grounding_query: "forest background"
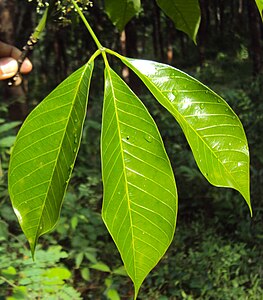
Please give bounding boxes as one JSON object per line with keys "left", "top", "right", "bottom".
{"left": 0, "top": 0, "right": 262, "bottom": 299}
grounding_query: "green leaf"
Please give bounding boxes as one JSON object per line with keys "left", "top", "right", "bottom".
{"left": 0, "top": 121, "right": 21, "bottom": 134}
{"left": 6, "top": 286, "right": 28, "bottom": 300}
{"left": 105, "top": 0, "right": 141, "bottom": 31}
{"left": 106, "top": 288, "right": 121, "bottom": 300}
{"left": 156, "top": 0, "right": 201, "bottom": 44}
{"left": 119, "top": 57, "right": 251, "bottom": 214}
{"left": 2, "top": 266, "right": 17, "bottom": 277}
{"left": 43, "top": 267, "right": 71, "bottom": 285}
{"left": 112, "top": 266, "right": 127, "bottom": 276}
{"left": 71, "top": 215, "right": 78, "bottom": 230}
{"left": 90, "top": 262, "right": 111, "bottom": 273}
{"left": 85, "top": 251, "right": 98, "bottom": 263}
{"left": 80, "top": 267, "right": 90, "bottom": 281}
{"left": 8, "top": 62, "right": 94, "bottom": 255}
{"left": 101, "top": 67, "right": 177, "bottom": 297}
{"left": 255, "top": 0, "right": 263, "bottom": 21}
{"left": 0, "top": 221, "right": 8, "bottom": 240}
{"left": 75, "top": 252, "right": 84, "bottom": 268}
{"left": 0, "top": 136, "right": 16, "bottom": 148}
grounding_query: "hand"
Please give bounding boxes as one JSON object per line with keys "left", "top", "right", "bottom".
{"left": 0, "top": 41, "right": 33, "bottom": 81}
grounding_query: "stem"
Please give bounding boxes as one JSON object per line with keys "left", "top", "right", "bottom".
{"left": 71, "top": 0, "right": 103, "bottom": 50}
{"left": 0, "top": 276, "right": 18, "bottom": 288}
{"left": 88, "top": 49, "right": 102, "bottom": 64}
{"left": 8, "top": 5, "right": 50, "bottom": 86}
{"left": 105, "top": 48, "right": 125, "bottom": 60}
{"left": 102, "top": 51, "right": 110, "bottom": 68}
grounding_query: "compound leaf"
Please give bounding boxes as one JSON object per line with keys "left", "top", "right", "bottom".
{"left": 101, "top": 66, "right": 177, "bottom": 297}
{"left": 156, "top": 0, "right": 201, "bottom": 43}
{"left": 119, "top": 57, "right": 251, "bottom": 214}
{"left": 105, "top": 0, "right": 141, "bottom": 31}
{"left": 8, "top": 62, "right": 94, "bottom": 254}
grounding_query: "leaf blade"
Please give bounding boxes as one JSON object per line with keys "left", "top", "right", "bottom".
{"left": 101, "top": 67, "right": 177, "bottom": 297}
{"left": 8, "top": 62, "right": 94, "bottom": 254}
{"left": 255, "top": 0, "right": 263, "bottom": 21}
{"left": 105, "top": 0, "right": 141, "bottom": 31}
{"left": 119, "top": 57, "right": 251, "bottom": 214}
{"left": 156, "top": 0, "right": 201, "bottom": 43}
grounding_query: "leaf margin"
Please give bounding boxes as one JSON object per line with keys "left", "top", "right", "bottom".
{"left": 105, "top": 0, "right": 141, "bottom": 31}
{"left": 156, "top": 0, "right": 201, "bottom": 44}
{"left": 8, "top": 61, "right": 94, "bottom": 254}
{"left": 105, "top": 50, "right": 252, "bottom": 215}
{"left": 101, "top": 64, "right": 178, "bottom": 298}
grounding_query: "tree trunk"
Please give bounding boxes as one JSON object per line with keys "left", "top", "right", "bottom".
{"left": 152, "top": 2, "right": 164, "bottom": 61}
{"left": 198, "top": 0, "right": 207, "bottom": 65}
{"left": 219, "top": 0, "right": 225, "bottom": 35}
{"left": 119, "top": 30, "right": 129, "bottom": 82}
{"left": 247, "top": 0, "right": 262, "bottom": 75}
{"left": 123, "top": 20, "right": 142, "bottom": 94}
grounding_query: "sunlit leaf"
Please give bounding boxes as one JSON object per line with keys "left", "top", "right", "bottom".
{"left": 107, "top": 288, "right": 121, "bottom": 300}
{"left": 8, "top": 62, "right": 94, "bottom": 254}
{"left": 255, "top": 0, "right": 263, "bottom": 21}
{"left": 105, "top": 0, "right": 141, "bottom": 31}
{"left": 2, "top": 266, "right": 17, "bottom": 276}
{"left": 119, "top": 57, "right": 251, "bottom": 214}
{"left": 156, "top": 0, "right": 201, "bottom": 43}
{"left": 43, "top": 267, "right": 71, "bottom": 285}
{"left": 101, "top": 67, "right": 177, "bottom": 297}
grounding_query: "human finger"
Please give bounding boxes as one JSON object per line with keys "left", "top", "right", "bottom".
{"left": 0, "top": 41, "right": 33, "bottom": 74}
{"left": 0, "top": 57, "right": 18, "bottom": 80}
{"left": 0, "top": 41, "right": 22, "bottom": 59}
{"left": 20, "top": 58, "right": 33, "bottom": 74}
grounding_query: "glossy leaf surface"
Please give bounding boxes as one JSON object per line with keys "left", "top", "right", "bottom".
{"left": 8, "top": 62, "right": 94, "bottom": 254}
{"left": 255, "top": 0, "right": 263, "bottom": 20}
{"left": 156, "top": 0, "right": 201, "bottom": 43}
{"left": 120, "top": 57, "right": 251, "bottom": 213}
{"left": 101, "top": 67, "right": 177, "bottom": 297}
{"left": 105, "top": 0, "right": 141, "bottom": 31}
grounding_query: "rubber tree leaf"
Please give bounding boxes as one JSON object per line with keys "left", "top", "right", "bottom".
{"left": 101, "top": 67, "right": 177, "bottom": 298}
{"left": 8, "top": 62, "right": 94, "bottom": 254}
{"left": 255, "top": 0, "right": 263, "bottom": 21}
{"left": 119, "top": 57, "right": 251, "bottom": 214}
{"left": 105, "top": 0, "right": 141, "bottom": 31}
{"left": 156, "top": 0, "right": 200, "bottom": 44}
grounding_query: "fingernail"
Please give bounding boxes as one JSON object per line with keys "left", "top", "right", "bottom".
{"left": 0, "top": 58, "right": 18, "bottom": 79}
{"left": 21, "top": 58, "right": 33, "bottom": 73}
{"left": 23, "top": 58, "right": 32, "bottom": 68}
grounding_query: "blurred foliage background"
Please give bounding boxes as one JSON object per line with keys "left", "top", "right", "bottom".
{"left": 0, "top": 0, "right": 262, "bottom": 299}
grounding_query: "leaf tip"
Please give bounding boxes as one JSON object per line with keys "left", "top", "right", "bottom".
{"left": 29, "top": 241, "right": 36, "bottom": 260}
{"left": 242, "top": 192, "right": 252, "bottom": 217}
{"left": 242, "top": 190, "right": 252, "bottom": 217}
{"left": 247, "top": 201, "right": 253, "bottom": 218}
{"left": 192, "top": 16, "right": 201, "bottom": 45}
{"left": 28, "top": 230, "right": 41, "bottom": 260}
{"left": 133, "top": 284, "right": 140, "bottom": 300}
{"left": 193, "top": 37, "right": 198, "bottom": 45}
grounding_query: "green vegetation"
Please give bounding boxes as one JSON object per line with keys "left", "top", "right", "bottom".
{"left": 0, "top": 0, "right": 262, "bottom": 299}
